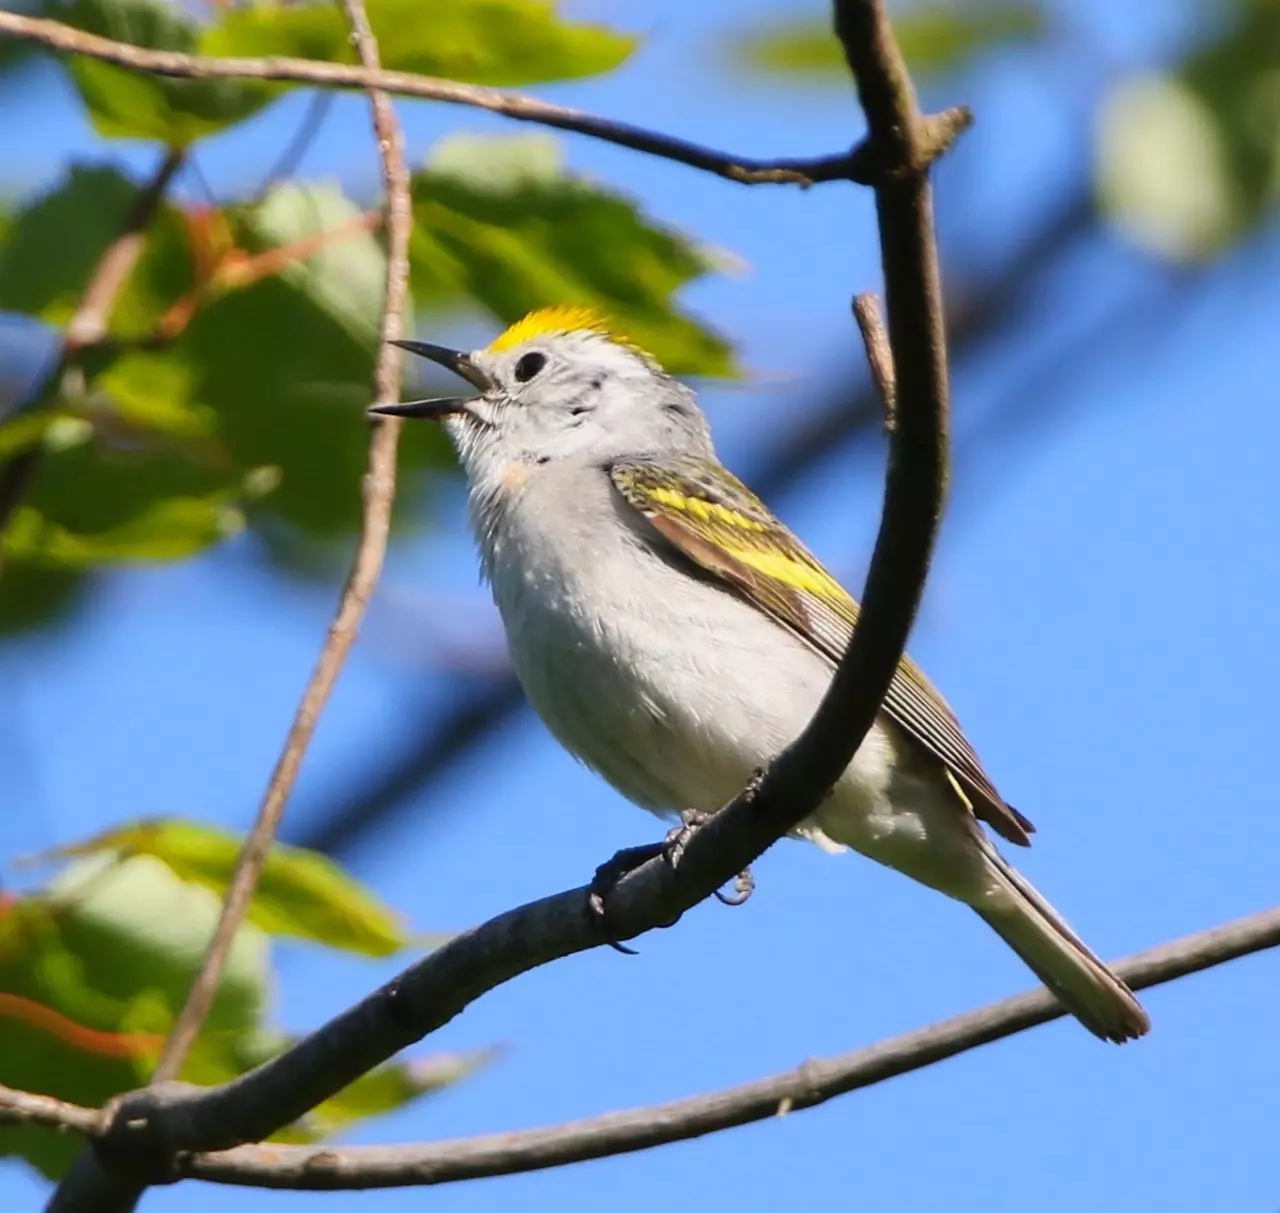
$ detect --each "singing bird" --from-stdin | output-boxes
[372,306,1149,1043]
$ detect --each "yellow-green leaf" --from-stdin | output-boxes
[3,494,242,568]
[41,820,408,956]
[204,0,637,88]
[56,0,274,143]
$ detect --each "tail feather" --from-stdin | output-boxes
[976,851,1150,1043]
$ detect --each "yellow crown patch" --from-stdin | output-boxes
[486,306,644,356]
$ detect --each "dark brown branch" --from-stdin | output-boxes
[0,146,184,568]
[0,11,968,189]
[15,907,1280,1188]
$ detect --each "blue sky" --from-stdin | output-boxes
[3,0,1279,1210]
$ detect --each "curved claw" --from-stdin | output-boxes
[587,841,666,954]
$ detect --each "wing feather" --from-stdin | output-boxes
[611,455,1034,846]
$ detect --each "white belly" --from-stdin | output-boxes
[481,469,987,899]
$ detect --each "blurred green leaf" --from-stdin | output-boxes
[2,494,241,568]
[724,1,1043,84]
[0,855,269,1178]
[55,0,274,143]
[1095,0,1280,261]
[204,0,637,88]
[0,166,153,326]
[45,819,408,956]
[411,133,737,376]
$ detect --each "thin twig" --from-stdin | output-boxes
[16,906,1280,1188]
[181,905,1280,1187]
[147,0,412,1086]
[0,11,969,188]
[0,146,184,566]
[256,90,333,196]
[0,1085,105,1135]
[852,292,896,431]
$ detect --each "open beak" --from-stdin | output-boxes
[367,339,493,421]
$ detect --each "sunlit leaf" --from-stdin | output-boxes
[724,1,1043,84]
[411,134,737,376]
[203,0,636,88]
[55,0,274,143]
[43,819,408,956]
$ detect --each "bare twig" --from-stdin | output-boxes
[852,292,895,431]
[0,146,184,564]
[147,0,412,1087]
[15,907,1280,1188]
[0,1085,105,1135]
[0,11,969,188]
[182,905,1280,1187]
[256,90,333,196]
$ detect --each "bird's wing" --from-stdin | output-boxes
[610,455,1034,846]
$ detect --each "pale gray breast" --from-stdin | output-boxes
[475,463,858,817]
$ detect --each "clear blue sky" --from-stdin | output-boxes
[3,0,1279,1210]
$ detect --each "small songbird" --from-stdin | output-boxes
[371,306,1149,1043]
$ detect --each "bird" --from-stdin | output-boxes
[370,305,1150,1043]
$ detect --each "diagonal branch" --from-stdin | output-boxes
[0,11,968,189]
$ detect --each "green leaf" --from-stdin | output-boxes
[2,494,242,568]
[42,819,408,956]
[203,0,636,88]
[411,134,738,376]
[725,1,1043,84]
[0,856,269,1178]
[0,166,151,326]
[56,0,275,143]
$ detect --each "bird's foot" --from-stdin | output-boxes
[587,841,667,955]
[664,810,756,907]
[586,809,756,954]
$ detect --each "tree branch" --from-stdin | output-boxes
[0,11,968,189]
[14,907,1280,1188]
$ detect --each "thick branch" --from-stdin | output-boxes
[14,907,1280,1188]
[0,11,968,188]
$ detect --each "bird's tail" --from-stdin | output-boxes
[974,849,1150,1043]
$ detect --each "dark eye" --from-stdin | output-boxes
[514,351,547,383]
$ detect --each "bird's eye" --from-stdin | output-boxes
[514,352,547,383]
